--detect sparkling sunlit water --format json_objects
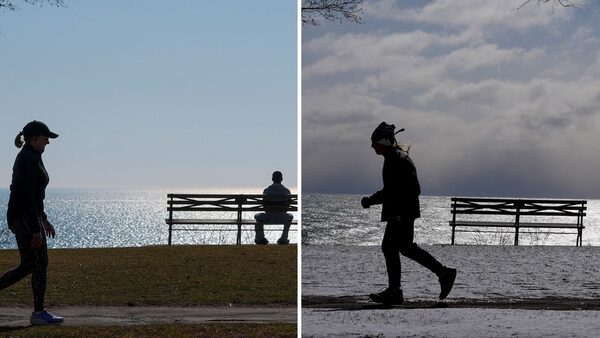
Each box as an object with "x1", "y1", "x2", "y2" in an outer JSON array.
[
  {"x1": 303, "y1": 193, "x2": 600, "y2": 246},
  {"x1": 0, "y1": 189, "x2": 298, "y2": 249}
]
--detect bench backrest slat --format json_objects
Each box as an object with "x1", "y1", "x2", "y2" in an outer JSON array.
[
  {"x1": 167, "y1": 194, "x2": 298, "y2": 212},
  {"x1": 451, "y1": 198, "x2": 586, "y2": 218}
]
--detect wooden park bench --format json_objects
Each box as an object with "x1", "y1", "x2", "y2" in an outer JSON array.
[
  {"x1": 449, "y1": 197, "x2": 587, "y2": 246},
  {"x1": 166, "y1": 193, "x2": 298, "y2": 245}
]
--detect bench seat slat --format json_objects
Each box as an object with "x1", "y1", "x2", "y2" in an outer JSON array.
[
  {"x1": 450, "y1": 221, "x2": 583, "y2": 229},
  {"x1": 167, "y1": 218, "x2": 298, "y2": 225},
  {"x1": 168, "y1": 207, "x2": 298, "y2": 212},
  {"x1": 519, "y1": 222, "x2": 584, "y2": 229},
  {"x1": 451, "y1": 197, "x2": 586, "y2": 204},
  {"x1": 451, "y1": 210, "x2": 585, "y2": 216}
]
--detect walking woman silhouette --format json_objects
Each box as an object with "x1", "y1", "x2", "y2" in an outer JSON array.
[{"x1": 0, "y1": 120, "x2": 63, "y2": 325}]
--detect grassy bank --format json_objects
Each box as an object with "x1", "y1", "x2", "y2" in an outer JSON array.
[{"x1": 0, "y1": 245, "x2": 296, "y2": 306}]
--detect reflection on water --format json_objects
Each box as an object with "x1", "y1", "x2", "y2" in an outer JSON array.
[
  {"x1": 303, "y1": 193, "x2": 600, "y2": 246},
  {"x1": 0, "y1": 189, "x2": 297, "y2": 249}
]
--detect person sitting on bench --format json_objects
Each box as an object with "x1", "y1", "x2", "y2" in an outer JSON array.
[{"x1": 254, "y1": 171, "x2": 293, "y2": 245}]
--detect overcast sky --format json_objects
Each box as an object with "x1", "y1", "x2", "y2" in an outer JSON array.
[
  {"x1": 303, "y1": 0, "x2": 600, "y2": 198},
  {"x1": 0, "y1": 0, "x2": 297, "y2": 192}
]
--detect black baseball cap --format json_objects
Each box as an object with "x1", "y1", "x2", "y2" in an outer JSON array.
[{"x1": 22, "y1": 120, "x2": 59, "y2": 139}]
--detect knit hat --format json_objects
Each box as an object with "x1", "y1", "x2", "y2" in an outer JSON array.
[{"x1": 371, "y1": 122, "x2": 397, "y2": 146}]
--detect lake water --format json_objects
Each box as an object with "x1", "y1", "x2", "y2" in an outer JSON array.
[
  {"x1": 302, "y1": 193, "x2": 600, "y2": 246},
  {"x1": 2, "y1": 191, "x2": 596, "y2": 248},
  {"x1": 0, "y1": 189, "x2": 298, "y2": 249}
]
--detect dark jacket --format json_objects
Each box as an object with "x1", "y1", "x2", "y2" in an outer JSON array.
[
  {"x1": 369, "y1": 149, "x2": 421, "y2": 221},
  {"x1": 7, "y1": 143, "x2": 49, "y2": 233}
]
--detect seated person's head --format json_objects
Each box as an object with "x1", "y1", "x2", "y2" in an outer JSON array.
[{"x1": 272, "y1": 171, "x2": 283, "y2": 183}]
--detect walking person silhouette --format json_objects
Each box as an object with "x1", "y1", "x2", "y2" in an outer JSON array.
[
  {"x1": 0, "y1": 121, "x2": 64, "y2": 325},
  {"x1": 362, "y1": 122, "x2": 456, "y2": 305}
]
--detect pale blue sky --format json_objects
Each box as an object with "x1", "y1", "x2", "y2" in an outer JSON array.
[{"x1": 1, "y1": 0, "x2": 297, "y2": 192}]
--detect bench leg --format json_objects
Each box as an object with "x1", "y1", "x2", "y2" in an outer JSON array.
[
  {"x1": 236, "y1": 224, "x2": 242, "y2": 245},
  {"x1": 451, "y1": 226, "x2": 455, "y2": 245},
  {"x1": 168, "y1": 223, "x2": 173, "y2": 246}
]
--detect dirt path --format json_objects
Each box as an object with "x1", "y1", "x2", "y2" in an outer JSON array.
[{"x1": 0, "y1": 305, "x2": 296, "y2": 328}]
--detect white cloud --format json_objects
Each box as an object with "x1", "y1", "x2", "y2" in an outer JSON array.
[
  {"x1": 303, "y1": 30, "x2": 437, "y2": 78},
  {"x1": 303, "y1": 0, "x2": 600, "y2": 196},
  {"x1": 366, "y1": 0, "x2": 573, "y2": 30}
]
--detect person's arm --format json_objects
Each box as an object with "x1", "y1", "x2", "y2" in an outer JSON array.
[
  {"x1": 18, "y1": 155, "x2": 43, "y2": 233},
  {"x1": 361, "y1": 188, "x2": 384, "y2": 208}
]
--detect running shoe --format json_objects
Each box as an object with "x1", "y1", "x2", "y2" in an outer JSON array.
[{"x1": 30, "y1": 310, "x2": 64, "y2": 325}]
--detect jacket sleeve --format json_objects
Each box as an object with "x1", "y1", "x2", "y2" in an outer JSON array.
[
  {"x1": 369, "y1": 188, "x2": 385, "y2": 205},
  {"x1": 20, "y1": 156, "x2": 43, "y2": 232}
]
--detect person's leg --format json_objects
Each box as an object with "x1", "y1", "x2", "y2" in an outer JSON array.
[
  {"x1": 27, "y1": 227, "x2": 63, "y2": 325},
  {"x1": 278, "y1": 214, "x2": 293, "y2": 244},
  {"x1": 0, "y1": 221, "x2": 35, "y2": 291},
  {"x1": 31, "y1": 231, "x2": 48, "y2": 312},
  {"x1": 381, "y1": 221, "x2": 402, "y2": 288},
  {"x1": 397, "y1": 219, "x2": 445, "y2": 276},
  {"x1": 254, "y1": 223, "x2": 267, "y2": 244},
  {"x1": 254, "y1": 213, "x2": 268, "y2": 244},
  {"x1": 277, "y1": 223, "x2": 291, "y2": 244},
  {"x1": 370, "y1": 222, "x2": 403, "y2": 304},
  {"x1": 397, "y1": 218, "x2": 456, "y2": 299}
]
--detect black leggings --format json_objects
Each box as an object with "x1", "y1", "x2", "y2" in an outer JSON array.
[
  {"x1": 381, "y1": 218, "x2": 444, "y2": 288},
  {"x1": 0, "y1": 219, "x2": 48, "y2": 312}
]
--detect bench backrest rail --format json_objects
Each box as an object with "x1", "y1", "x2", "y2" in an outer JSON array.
[
  {"x1": 168, "y1": 194, "x2": 298, "y2": 211},
  {"x1": 167, "y1": 194, "x2": 298, "y2": 245},
  {"x1": 450, "y1": 197, "x2": 587, "y2": 246}
]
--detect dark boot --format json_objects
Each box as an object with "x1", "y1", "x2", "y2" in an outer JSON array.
[
  {"x1": 369, "y1": 287, "x2": 403, "y2": 305},
  {"x1": 254, "y1": 238, "x2": 269, "y2": 245},
  {"x1": 439, "y1": 267, "x2": 457, "y2": 300}
]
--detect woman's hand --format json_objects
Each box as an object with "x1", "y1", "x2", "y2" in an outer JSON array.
[
  {"x1": 361, "y1": 197, "x2": 371, "y2": 208},
  {"x1": 43, "y1": 220, "x2": 56, "y2": 238}
]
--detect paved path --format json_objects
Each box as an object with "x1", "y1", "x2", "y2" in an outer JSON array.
[
  {"x1": 303, "y1": 295, "x2": 600, "y2": 310},
  {"x1": 0, "y1": 306, "x2": 296, "y2": 327}
]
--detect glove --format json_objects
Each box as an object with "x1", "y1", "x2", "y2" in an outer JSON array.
[{"x1": 361, "y1": 197, "x2": 371, "y2": 209}]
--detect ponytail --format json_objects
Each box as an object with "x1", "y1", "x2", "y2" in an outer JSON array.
[
  {"x1": 14, "y1": 132, "x2": 24, "y2": 148},
  {"x1": 394, "y1": 142, "x2": 412, "y2": 155}
]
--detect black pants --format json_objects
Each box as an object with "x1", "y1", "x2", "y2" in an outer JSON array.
[
  {"x1": 381, "y1": 218, "x2": 444, "y2": 288},
  {"x1": 0, "y1": 218, "x2": 48, "y2": 312}
]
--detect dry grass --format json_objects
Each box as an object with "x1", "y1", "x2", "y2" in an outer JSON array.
[{"x1": 0, "y1": 245, "x2": 297, "y2": 306}]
